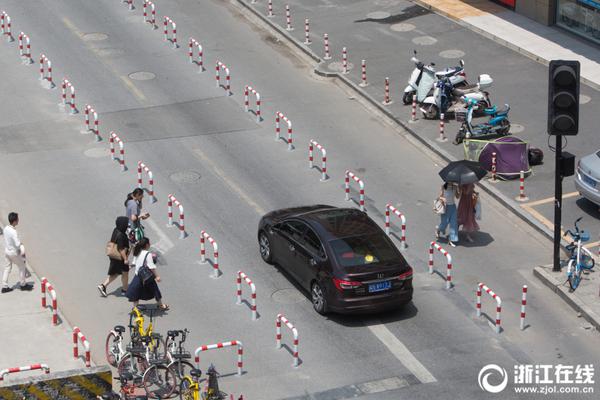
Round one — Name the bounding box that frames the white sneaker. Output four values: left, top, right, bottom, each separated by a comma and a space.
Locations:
449, 241, 457, 248
97, 284, 107, 297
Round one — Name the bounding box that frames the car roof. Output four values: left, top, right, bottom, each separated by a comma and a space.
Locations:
295, 207, 381, 241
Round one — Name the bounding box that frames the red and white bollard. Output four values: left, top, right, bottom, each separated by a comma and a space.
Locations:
122, 0, 134, 11
189, 37, 204, 72
73, 327, 91, 367
109, 131, 126, 172
137, 161, 156, 203
359, 59, 368, 87
61, 79, 77, 114
410, 94, 417, 122
383, 77, 392, 105
84, 105, 101, 141
18, 32, 33, 64
437, 113, 447, 142
323, 33, 331, 60
195, 341, 243, 376
342, 47, 348, 74
285, 5, 293, 31
267, 0, 274, 17
1, 11, 13, 42
384, 204, 407, 250
308, 139, 328, 181
345, 170, 365, 212
429, 241, 452, 289
304, 19, 311, 45
276, 314, 299, 367
167, 194, 186, 239
244, 85, 262, 122
163, 16, 178, 48
216, 61, 232, 96
200, 230, 219, 277
516, 170, 529, 201
0, 364, 50, 382
476, 283, 502, 334
275, 111, 294, 151
39, 54, 54, 88
41, 277, 58, 325
236, 271, 257, 320
490, 152, 497, 182
520, 285, 528, 330
143, 0, 157, 29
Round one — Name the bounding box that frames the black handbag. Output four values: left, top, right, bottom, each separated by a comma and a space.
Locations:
138, 253, 154, 285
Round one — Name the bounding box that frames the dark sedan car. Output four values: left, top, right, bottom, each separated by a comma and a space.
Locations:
257, 205, 413, 314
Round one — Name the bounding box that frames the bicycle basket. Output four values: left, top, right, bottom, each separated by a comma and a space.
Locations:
455, 108, 467, 123
170, 350, 192, 359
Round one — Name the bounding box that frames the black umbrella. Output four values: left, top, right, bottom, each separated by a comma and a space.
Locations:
439, 160, 488, 185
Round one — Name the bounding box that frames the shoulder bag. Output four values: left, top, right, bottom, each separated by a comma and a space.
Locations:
433, 197, 446, 215
138, 252, 155, 285
105, 241, 122, 260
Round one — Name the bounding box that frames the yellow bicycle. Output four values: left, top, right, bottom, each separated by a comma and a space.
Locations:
179, 368, 202, 400
130, 306, 166, 357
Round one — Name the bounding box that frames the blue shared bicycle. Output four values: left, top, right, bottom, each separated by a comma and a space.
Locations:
564, 217, 595, 291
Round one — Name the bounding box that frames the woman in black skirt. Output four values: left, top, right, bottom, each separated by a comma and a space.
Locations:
126, 237, 169, 311
98, 217, 130, 297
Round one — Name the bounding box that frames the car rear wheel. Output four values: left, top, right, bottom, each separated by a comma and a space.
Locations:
258, 231, 273, 264
311, 281, 328, 315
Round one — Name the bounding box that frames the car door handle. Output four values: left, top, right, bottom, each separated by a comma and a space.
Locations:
288, 244, 295, 252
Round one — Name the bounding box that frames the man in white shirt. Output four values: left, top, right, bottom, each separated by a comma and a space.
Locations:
2, 212, 32, 293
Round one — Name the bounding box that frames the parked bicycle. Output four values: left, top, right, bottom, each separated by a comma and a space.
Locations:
564, 217, 595, 290
130, 306, 166, 357
106, 324, 127, 367
178, 367, 202, 400
166, 329, 195, 381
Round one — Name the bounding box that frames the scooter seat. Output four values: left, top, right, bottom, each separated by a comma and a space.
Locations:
484, 104, 510, 116
453, 84, 479, 96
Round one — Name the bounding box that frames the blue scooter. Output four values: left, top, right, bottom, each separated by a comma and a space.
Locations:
454, 97, 510, 144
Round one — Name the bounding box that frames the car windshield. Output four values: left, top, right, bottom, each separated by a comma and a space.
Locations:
329, 234, 398, 268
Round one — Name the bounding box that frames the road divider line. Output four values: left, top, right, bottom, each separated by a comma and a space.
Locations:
521, 191, 579, 208
367, 323, 436, 384
146, 218, 174, 253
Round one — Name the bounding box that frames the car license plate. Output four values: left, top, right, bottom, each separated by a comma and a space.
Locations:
368, 281, 392, 293
583, 174, 597, 188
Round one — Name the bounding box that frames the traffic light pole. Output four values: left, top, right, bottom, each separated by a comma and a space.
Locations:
553, 134, 562, 272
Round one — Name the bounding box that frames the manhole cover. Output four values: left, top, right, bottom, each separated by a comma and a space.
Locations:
82, 33, 108, 41
412, 36, 437, 45
439, 49, 465, 58
390, 23, 415, 32
510, 123, 525, 133
580, 94, 591, 104
367, 11, 391, 20
84, 147, 109, 158
129, 71, 156, 81
327, 61, 354, 73
170, 171, 201, 183
272, 289, 305, 304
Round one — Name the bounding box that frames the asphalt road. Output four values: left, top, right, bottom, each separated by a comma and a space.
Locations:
0, 0, 599, 398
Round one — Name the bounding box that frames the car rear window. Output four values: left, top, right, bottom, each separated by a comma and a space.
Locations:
329, 234, 399, 268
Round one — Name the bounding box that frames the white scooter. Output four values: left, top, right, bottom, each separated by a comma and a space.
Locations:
420, 74, 493, 120
402, 50, 467, 105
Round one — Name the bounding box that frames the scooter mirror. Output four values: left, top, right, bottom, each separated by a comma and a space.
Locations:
413, 49, 417, 55
431, 62, 435, 66
460, 59, 464, 67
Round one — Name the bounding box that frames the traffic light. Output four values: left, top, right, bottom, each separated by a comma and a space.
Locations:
548, 60, 580, 135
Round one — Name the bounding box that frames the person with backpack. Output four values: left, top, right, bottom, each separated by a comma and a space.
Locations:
125, 188, 150, 243
98, 217, 130, 297
126, 237, 169, 311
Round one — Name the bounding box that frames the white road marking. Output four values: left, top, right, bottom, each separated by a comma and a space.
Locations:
368, 322, 437, 383
146, 218, 175, 253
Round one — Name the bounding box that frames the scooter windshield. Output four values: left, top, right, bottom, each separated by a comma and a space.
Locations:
416, 71, 435, 102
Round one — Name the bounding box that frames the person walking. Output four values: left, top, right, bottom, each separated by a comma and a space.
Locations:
125, 188, 149, 243
98, 217, 130, 297
435, 182, 460, 247
2, 212, 32, 293
457, 183, 480, 243
126, 237, 169, 311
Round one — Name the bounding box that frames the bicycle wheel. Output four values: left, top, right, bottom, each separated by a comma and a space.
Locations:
105, 332, 121, 367
117, 353, 149, 387
143, 364, 177, 399
567, 261, 582, 290
179, 376, 196, 400
580, 248, 595, 270
169, 360, 195, 381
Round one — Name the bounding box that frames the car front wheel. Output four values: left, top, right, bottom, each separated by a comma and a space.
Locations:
311, 281, 328, 315
258, 231, 274, 264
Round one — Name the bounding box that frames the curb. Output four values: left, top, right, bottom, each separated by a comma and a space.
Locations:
411, 0, 600, 92
236, 0, 560, 247
533, 265, 600, 331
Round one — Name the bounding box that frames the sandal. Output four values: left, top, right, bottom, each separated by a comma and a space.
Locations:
158, 304, 170, 311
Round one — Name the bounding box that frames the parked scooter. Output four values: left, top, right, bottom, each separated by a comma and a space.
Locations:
402, 50, 467, 105
453, 97, 511, 144
420, 74, 493, 120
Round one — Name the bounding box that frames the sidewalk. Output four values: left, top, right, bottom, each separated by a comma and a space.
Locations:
0, 223, 85, 385
414, 0, 600, 90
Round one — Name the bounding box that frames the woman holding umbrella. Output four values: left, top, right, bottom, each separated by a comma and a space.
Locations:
436, 160, 487, 247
